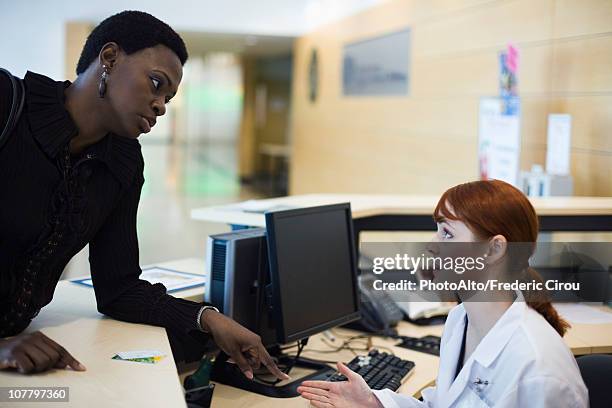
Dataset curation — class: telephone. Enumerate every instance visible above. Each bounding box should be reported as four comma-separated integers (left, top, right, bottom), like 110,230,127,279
344,274,404,336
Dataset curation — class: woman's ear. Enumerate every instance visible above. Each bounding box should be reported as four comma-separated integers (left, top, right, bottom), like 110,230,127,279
484,234,508,264
98,42,120,69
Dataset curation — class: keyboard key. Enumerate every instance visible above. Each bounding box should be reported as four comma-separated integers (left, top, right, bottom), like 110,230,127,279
396,335,441,356
326,349,415,392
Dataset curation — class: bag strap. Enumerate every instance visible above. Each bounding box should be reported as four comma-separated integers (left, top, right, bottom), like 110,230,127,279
0,67,26,150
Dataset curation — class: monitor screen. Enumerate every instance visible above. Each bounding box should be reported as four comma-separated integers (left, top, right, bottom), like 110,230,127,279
265,203,361,343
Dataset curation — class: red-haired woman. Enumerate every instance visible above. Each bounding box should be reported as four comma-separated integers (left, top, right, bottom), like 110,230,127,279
298,180,588,407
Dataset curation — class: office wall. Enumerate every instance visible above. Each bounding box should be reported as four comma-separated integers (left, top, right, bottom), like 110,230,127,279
289,0,612,196
64,22,93,80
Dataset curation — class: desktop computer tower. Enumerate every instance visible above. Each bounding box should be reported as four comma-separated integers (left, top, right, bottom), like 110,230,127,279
205,228,276,346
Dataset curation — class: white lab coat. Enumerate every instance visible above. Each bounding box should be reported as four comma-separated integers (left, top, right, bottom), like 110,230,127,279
373,295,588,407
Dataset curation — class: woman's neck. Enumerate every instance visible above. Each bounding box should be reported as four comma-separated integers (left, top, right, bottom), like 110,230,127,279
461,258,516,341
463,300,513,341
64,74,109,154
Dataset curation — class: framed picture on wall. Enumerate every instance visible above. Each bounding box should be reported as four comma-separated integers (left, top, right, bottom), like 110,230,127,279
342,28,411,96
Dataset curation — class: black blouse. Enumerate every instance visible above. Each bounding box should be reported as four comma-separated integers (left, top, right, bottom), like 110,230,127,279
0,71,204,339
454,315,469,382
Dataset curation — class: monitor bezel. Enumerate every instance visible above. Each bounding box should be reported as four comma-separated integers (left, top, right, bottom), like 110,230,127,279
265,203,361,344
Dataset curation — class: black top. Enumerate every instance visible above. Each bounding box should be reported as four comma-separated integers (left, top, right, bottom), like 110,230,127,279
454,315,469,382
0,71,204,338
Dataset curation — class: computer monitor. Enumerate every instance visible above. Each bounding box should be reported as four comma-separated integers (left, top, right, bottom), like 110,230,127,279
265,203,361,344
209,203,361,398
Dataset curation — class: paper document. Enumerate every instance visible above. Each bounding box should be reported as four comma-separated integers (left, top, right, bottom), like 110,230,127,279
396,301,455,321
71,267,205,293
553,303,612,324
117,350,165,360
227,199,295,214
112,350,166,364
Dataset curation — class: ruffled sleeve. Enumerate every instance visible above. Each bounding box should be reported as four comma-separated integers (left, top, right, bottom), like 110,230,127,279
0,71,12,132
24,71,77,159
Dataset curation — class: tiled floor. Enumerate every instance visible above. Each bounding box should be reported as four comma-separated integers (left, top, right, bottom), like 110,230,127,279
62,142,263,279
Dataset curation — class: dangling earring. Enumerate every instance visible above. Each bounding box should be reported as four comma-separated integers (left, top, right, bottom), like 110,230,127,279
98,64,110,98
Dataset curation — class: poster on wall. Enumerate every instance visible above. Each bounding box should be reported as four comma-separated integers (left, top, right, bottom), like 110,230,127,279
342,28,411,96
478,97,521,186
545,114,572,176
499,44,519,115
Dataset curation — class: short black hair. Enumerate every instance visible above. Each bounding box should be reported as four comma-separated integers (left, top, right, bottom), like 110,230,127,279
76,10,188,75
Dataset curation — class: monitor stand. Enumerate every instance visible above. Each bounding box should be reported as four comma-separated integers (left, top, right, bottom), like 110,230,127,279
210,347,336,398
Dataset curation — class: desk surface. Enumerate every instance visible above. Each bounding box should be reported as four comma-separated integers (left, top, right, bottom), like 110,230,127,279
564,306,612,355
0,282,184,408
191,194,612,228
210,310,612,407
3,256,611,407
211,323,442,407
0,258,205,408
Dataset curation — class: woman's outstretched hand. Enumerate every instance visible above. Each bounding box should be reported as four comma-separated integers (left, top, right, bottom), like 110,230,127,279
298,361,383,408
0,331,86,374
200,309,289,381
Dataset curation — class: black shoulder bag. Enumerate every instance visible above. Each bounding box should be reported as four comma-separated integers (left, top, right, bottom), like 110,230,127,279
0,68,26,150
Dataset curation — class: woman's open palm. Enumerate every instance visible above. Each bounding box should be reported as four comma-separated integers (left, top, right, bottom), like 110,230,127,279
298,362,383,408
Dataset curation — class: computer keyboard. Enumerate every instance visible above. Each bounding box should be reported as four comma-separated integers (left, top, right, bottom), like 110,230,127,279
396,335,441,356
327,349,415,391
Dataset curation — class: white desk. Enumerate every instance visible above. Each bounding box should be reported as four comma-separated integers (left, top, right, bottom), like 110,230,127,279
564,306,612,355
0,258,205,408
190,194,442,228
190,194,612,232
210,323,442,407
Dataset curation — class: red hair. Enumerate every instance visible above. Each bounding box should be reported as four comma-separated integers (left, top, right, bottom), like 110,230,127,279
434,180,570,336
